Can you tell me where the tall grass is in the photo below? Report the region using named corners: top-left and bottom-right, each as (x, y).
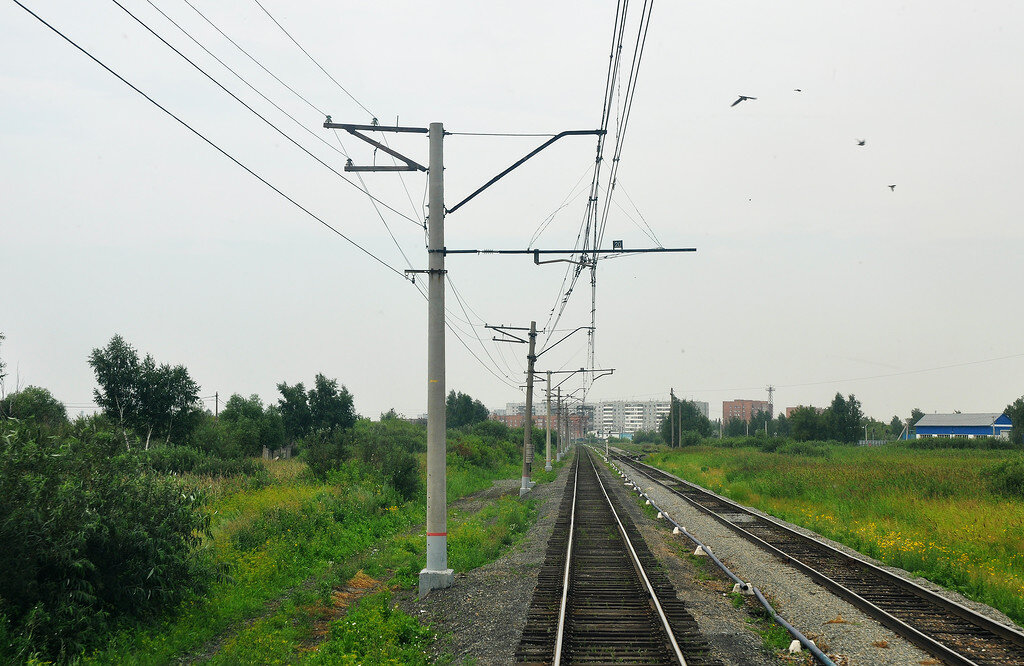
top-left (649, 446), bottom-right (1024, 627)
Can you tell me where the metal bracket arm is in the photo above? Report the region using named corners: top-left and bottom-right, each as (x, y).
top-left (446, 129), bottom-right (606, 215)
top-left (323, 121), bottom-right (427, 172)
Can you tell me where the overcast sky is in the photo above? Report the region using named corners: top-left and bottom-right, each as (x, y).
top-left (3, 0), bottom-right (1022, 423)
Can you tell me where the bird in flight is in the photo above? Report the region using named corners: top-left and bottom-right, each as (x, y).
top-left (856, 139), bottom-right (866, 146)
top-left (731, 95), bottom-right (757, 107)
top-left (794, 88), bottom-right (802, 92)
top-left (888, 184), bottom-right (896, 191)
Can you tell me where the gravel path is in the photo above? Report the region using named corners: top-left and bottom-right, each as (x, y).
top-left (396, 453), bottom-right (808, 665)
top-left (616, 456), bottom-right (958, 665)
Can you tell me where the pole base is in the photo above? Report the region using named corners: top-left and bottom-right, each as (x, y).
top-left (545, 463), bottom-right (552, 471)
top-left (418, 568), bottom-right (454, 599)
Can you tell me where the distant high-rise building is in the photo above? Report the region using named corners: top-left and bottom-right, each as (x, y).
top-left (722, 399), bottom-right (772, 424)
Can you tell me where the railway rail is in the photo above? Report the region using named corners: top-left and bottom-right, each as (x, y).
top-left (617, 454), bottom-right (1024, 666)
top-left (515, 448), bottom-right (721, 665)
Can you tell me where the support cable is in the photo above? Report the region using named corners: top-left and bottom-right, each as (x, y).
top-left (11, 0), bottom-right (408, 281)
top-left (117, 0), bottom-right (420, 226)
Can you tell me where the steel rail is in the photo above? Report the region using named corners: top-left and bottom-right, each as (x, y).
top-left (585, 450), bottom-right (688, 665)
top-left (551, 456), bottom-right (579, 664)
top-left (619, 456), bottom-right (1024, 666)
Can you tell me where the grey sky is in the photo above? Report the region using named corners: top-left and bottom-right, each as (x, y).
top-left (2, 0), bottom-right (1022, 423)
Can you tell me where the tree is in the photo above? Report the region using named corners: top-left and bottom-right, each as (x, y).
top-left (749, 409), bottom-right (772, 437)
top-left (659, 397), bottom-right (713, 445)
top-left (889, 415), bottom-right (903, 438)
top-left (0, 386), bottom-right (68, 428)
top-left (723, 417), bottom-right (748, 437)
top-left (277, 381), bottom-right (312, 442)
top-left (220, 394), bottom-right (285, 456)
top-left (308, 374), bottom-right (356, 432)
top-left (446, 390), bottom-right (490, 429)
top-left (789, 406), bottom-right (823, 441)
top-left (88, 335), bottom-right (201, 447)
top-left (89, 335), bottom-right (141, 445)
top-left (1006, 396), bottom-right (1024, 446)
top-left (774, 413), bottom-right (791, 437)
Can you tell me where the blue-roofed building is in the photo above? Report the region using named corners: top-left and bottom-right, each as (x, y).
top-left (912, 413), bottom-right (1012, 439)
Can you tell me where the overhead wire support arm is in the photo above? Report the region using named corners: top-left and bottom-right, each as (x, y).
top-left (323, 120), bottom-right (428, 172)
top-left (536, 326), bottom-right (593, 359)
top-left (446, 129), bottom-right (606, 215)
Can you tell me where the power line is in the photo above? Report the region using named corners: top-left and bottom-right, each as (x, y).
top-left (111, 0), bottom-right (421, 228)
top-left (11, 0), bottom-right (408, 281)
top-left (249, 0), bottom-right (375, 118)
top-left (179, 0), bottom-right (324, 117)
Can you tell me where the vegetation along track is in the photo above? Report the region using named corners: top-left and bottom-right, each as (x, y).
top-left (617, 455), bottom-right (1024, 666)
top-left (515, 448), bottom-right (721, 665)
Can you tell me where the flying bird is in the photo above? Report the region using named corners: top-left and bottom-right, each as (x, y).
top-left (856, 139), bottom-right (866, 146)
top-left (888, 184), bottom-right (896, 191)
top-left (731, 95), bottom-right (757, 107)
top-left (794, 88), bottom-right (802, 92)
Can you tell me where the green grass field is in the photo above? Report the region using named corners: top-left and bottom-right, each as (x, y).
top-left (647, 445), bottom-right (1024, 627)
top-left (80, 455), bottom-right (554, 664)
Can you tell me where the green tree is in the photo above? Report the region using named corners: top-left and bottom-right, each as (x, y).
top-left (0, 386), bottom-right (68, 429)
top-left (308, 374), bottom-right (356, 433)
top-left (723, 417), bottom-right (748, 437)
top-left (659, 397), bottom-right (713, 444)
top-left (824, 393), bottom-right (863, 443)
top-left (88, 336), bottom-right (201, 447)
top-left (774, 413), bottom-right (791, 437)
top-left (277, 381), bottom-right (311, 442)
top-left (749, 409), bottom-right (772, 436)
top-left (789, 406), bottom-right (823, 441)
top-left (889, 415), bottom-right (903, 438)
top-left (446, 390), bottom-right (490, 429)
top-left (1005, 396), bottom-right (1024, 446)
top-left (219, 394), bottom-right (285, 456)
top-left (89, 335), bottom-right (141, 443)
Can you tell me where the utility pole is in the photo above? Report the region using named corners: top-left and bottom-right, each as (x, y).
top-left (545, 370), bottom-right (553, 472)
top-left (521, 321), bottom-right (538, 496)
top-left (421, 122), bottom-right (453, 595)
top-left (322, 118), bottom-right (449, 596)
top-left (556, 386), bottom-right (563, 461)
top-left (670, 388), bottom-right (676, 447)
top-left (214, 391), bottom-right (219, 421)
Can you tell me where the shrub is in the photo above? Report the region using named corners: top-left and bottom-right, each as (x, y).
top-left (137, 445), bottom-right (266, 478)
top-left (0, 421), bottom-right (213, 662)
top-left (0, 386), bottom-right (68, 429)
top-left (987, 458), bottom-right (1024, 499)
top-left (776, 441), bottom-right (830, 457)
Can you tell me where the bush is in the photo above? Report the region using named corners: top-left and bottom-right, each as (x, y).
top-left (776, 441), bottom-right (830, 457)
top-left (0, 386), bottom-right (68, 429)
top-left (137, 445), bottom-right (266, 478)
top-left (987, 458), bottom-right (1024, 499)
top-left (0, 421), bottom-right (213, 662)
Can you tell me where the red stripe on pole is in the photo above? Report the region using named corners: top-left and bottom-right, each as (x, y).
top-left (426, 532), bottom-right (447, 536)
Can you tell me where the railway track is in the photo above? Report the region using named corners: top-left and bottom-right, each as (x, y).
top-left (515, 449), bottom-right (721, 665)
top-left (617, 455), bottom-right (1024, 666)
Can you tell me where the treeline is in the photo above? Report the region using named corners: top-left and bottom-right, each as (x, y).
top-left (0, 333), bottom-right (532, 663)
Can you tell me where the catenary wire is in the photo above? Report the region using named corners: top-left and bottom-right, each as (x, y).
top-left (10, 0), bottom-right (409, 281)
top-left (249, 0), bottom-right (375, 118)
top-left (114, 0), bottom-right (421, 228)
top-left (180, 0), bottom-right (324, 117)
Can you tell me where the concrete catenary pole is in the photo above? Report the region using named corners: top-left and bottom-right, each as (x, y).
top-left (545, 370), bottom-right (553, 471)
top-left (556, 386), bottom-right (563, 461)
top-left (520, 320), bottom-right (537, 496)
top-left (420, 122), bottom-right (454, 597)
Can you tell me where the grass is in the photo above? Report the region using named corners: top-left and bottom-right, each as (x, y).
top-left (648, 445), bottom-right (1024, 627)
top-left (83, 452), bottom-right (558, 664)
